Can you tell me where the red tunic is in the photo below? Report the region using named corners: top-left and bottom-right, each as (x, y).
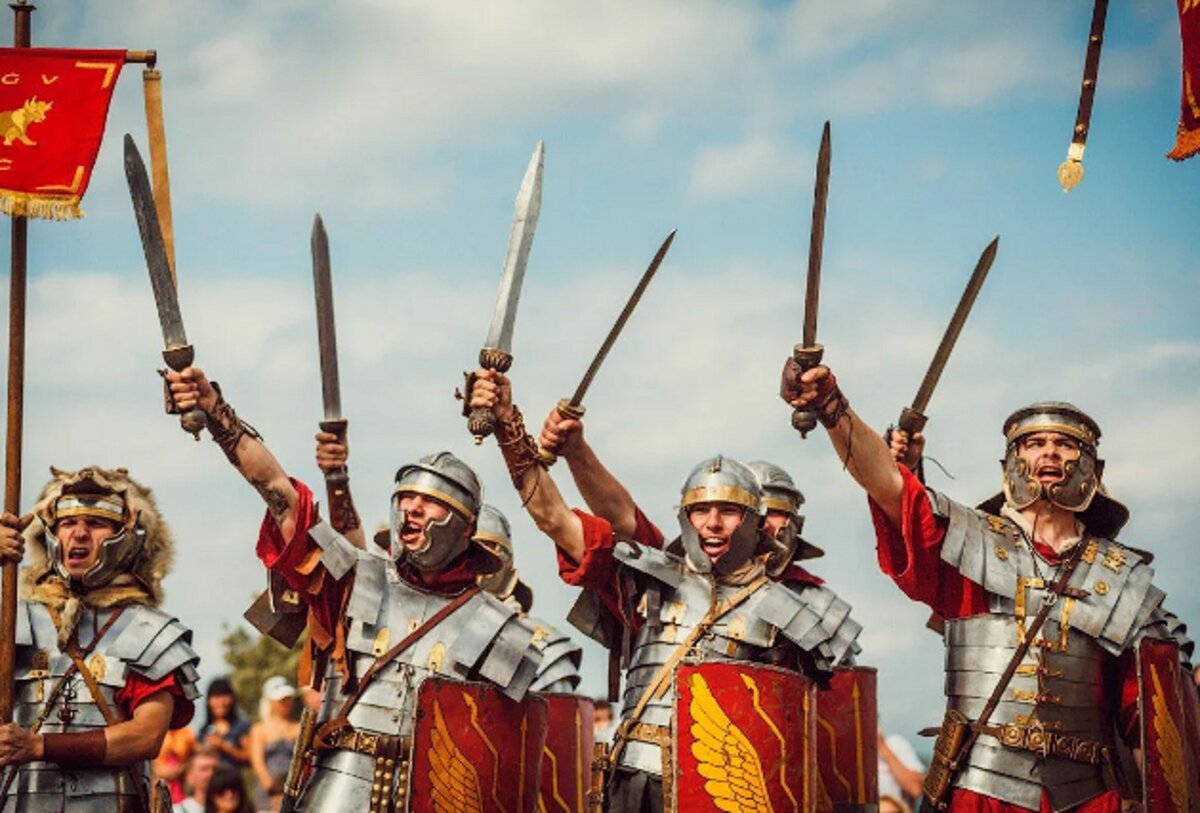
top-left (116, 672), bottom-right (194, 730)
top-left (868, 465), bottom-right (1134, 813)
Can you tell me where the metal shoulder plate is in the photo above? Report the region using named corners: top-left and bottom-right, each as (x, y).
top-left (467, 592), bottom-right (544, 700)
top-left (308, 519), bottom-right (358, 580)
top-left (527, 615), bottom-right (583, 694)
top-left (932, 488), bottom-right (1163, 657)
top-left (1133, 606), bottom-right (1194, 670)
top-left (755, 580), bottom-right (860, 673)
top-left (106, 604), bottom-right (202, 699)
top-left (15, 598), bottom-right (33, 646)
top-left (612, 540), bottom-right (684, 588)
top-left (344, 546), bottom-right (390, 622)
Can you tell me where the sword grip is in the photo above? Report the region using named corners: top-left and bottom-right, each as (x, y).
top-left (897, 407), bottom-right (928, 436)
top-left (162, 345), bottom-right (206, 441)
top-left (469, 347), bottom-right (513, 445)
top-left (790, 343), bottom-right (824, 439)
top-left (535, 398), bottom-right (586, 467)
top-left (319, 419), bottom-right (359, 533)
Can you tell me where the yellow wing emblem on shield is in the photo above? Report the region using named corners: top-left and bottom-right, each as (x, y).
top-left (429, 698), bottom-right (484, 813)
top-left (689, 672), bottom-right (776, 813)
top-left (1150, 664), bottom-right (1189, 813)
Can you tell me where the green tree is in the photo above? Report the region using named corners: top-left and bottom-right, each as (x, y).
top-left (220, 625), bottom-right (305, 719)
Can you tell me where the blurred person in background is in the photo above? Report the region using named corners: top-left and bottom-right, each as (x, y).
top-left (878, 720), bottom-right (925, 807)
top-left (200, 678), bottom-right (251, 770)
top-left (592, 699), bottom-right (615, 744)
top-left (204, 765), bottom-right (253, 813)
top-left (248, 676), bottom-right (299, 812)
top-left (879, 794), bottom-right (913, 813)
top-left (155, 724), bottom-right (199, 803)
top-left (173, 750), bottom-right (218, 813)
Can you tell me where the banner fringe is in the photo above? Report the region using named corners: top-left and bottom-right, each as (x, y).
top-left (1167, 126), bottom-right (1200, 161)
top-left (0, 190), bottom-right (83, 220)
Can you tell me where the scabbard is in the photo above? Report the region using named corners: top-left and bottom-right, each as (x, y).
top-left (280, 707), bottom-right (318, 813)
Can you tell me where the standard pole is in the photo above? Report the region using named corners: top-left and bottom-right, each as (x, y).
top-left (1, 0), bottom-right (33, 725)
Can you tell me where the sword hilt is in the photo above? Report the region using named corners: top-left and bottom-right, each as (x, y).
top-left (468, 347), bottom-right (513, 444)
top-left (318, 418), bottom-right (359, 533)
top-left (162, 345), bottom-right (206, 440)
top-left (790, 343), bottom-right (824, 438)
top-left (897, 407), bottom-right (928, 436)
top-left (534, 399), bottom-right (586, 467)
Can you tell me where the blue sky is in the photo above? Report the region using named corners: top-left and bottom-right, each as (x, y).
top-left (4, 0), bottom-right (1198, 747)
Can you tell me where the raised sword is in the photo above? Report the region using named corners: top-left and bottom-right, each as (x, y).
top-left (312, 214), bottom-right (359, 532)
top-left (467, 141), bottom-right (544, 444)
top-left (791, 121), bottom-right (832, 438)
top-left (124, 134), bottom-right (206, 438)
top-left (896, 236), bottom-right (1000, 439)
top-left (536, 229), bottom-right (676, 466)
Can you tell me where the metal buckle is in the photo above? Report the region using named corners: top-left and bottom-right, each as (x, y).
top-left (999, 723), bottom-right (1025, 748)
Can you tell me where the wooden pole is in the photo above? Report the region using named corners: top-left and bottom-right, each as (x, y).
top-left (1, 0), bottom-right (33, 726)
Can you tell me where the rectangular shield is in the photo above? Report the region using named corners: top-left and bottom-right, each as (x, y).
top-left (1137, 638), bottom-right (1200, 813)
top-left (673, 661), bottom-right (817, 813)
top-left (408, 677), bottom-right (548, 813)
top-left (538, 694), bottom-right (594, 813)
top-left (815, 666), bottom-right (879, 812)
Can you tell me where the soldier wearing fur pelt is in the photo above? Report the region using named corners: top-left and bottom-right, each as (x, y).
top-left (0, 466), bottom-right (201, 813)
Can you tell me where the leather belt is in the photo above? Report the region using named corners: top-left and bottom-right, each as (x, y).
top-left (976, 721), bottom-right (1112, 765)
top-left (316, 726), bottom-right (410, 813)
top-left (626, 723), bottom-right (671, 747)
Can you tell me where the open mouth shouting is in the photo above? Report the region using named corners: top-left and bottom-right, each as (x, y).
top-left (1034, 460), bottom-right (1064, 484)
top-left (398, 520), bottom-right (426, 550)
top-left (700, 537), bottom-right (730, 560)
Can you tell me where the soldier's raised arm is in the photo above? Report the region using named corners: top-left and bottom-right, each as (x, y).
top-left (468, 369), bottom-right (586, 563)
top-left (779, 358), bottom-right (904, 526)
top-left (539, 406), bottom-right (640, 538)
top-left (313, 427), bottom-right (366, 549)
top-left (165, 366), bottom-right (299, 539)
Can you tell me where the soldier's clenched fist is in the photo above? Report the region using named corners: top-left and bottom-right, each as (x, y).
top-left (0, 511), bottom-right (32, 565)
top-left (468, 369), bottom-right (513, 423)
top-left (162, 366), bottom-right (218, 415)
top-left (0, 723), bottom-right (42, 767)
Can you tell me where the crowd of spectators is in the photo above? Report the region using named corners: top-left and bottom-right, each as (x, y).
top-left (156, 676), bottom-right (300, 813)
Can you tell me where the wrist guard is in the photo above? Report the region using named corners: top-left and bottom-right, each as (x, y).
top-left (802, 369), bottom-right (850, 430)
top-left (206, 381), bottom-right (263, 466)
top-left (495, 404), bottom-right (544, 503)
top-left (42, 729), bottom-right (107, 767)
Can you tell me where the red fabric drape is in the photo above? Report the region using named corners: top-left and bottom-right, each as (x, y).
top-left (1169, 0), bottom-right (1200, 160)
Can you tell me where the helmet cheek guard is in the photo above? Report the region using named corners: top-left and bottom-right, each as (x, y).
top-left (764, 516), bottom-right (800, 578)
top-left (47, 518), bottom-right (146, 589)
top-left (1001, 443), bottom-right (1102, 514)
top-left (393, 505), bottom-right (472, 572)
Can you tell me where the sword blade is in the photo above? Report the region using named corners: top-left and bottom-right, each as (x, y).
top-left (569, 229), bottom-right (676, 406)
top-left (124, 134), bottom-right (187, 350)
top-left (311, 214), bottom-right (342, 420)
top-left (910, 235), bottom-right (999, 414)
top-left (802, 121), bottom-right (831, 348)
top-left (484, 141), bottom-right (544, 353)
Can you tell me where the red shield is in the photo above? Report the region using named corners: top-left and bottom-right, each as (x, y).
top-left (673, 662), bottom-right (817, 813)
top-left (537, 694), bottom-right (594, 813)
top-left (408, 677), bottom-right (548, 813)
top-left (815, 667), bottom-right (879, 811)
top-left (1137, 639), bottom-right (1200, 813)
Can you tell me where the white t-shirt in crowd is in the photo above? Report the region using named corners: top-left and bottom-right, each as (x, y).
top-left (174, 798), bottom-right (203, 813)
top-left (878, 733), bottom-right (924, 802)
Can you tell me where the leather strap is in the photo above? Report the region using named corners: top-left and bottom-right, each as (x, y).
top-left (957, 542), bottom-right (1088, 768)
top-left (606, 574), bottom-right (769, 772)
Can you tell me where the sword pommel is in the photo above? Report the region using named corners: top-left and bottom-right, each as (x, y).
top-left (897, 406), bottom-right (928, 436)
top-left (468, 347), bottom-right (514, 444)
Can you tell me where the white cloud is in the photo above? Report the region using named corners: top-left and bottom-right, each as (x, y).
top-left (689, 137), bottom-right (811, 201)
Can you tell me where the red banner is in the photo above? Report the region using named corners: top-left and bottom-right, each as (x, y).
top-left (1170, 0), bottom-right (1200, 160)
top-left (0, 48), bottom-right (125, 219)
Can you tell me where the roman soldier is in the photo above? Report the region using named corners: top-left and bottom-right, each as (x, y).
top-left (473, 505), bottom-right (583, 694)
top-left (468, 369), bottom-right (860, 812)
top-left (537, 406), bottom-right (861, 665)
top-left (0, 466), bottom-right (201, 813)
top-left (780, 359), bottom-right (1194, 813)
top-left (165, 367), bottom-right (548, 813)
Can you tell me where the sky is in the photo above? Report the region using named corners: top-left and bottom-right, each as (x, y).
top-left (2, 0), bottom-right (1198, 748)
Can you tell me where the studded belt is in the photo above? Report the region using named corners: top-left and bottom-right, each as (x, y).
top-left (317, 726), bottom-right (410, 813)
top-left (977, 721), bottom-right (1112, 765)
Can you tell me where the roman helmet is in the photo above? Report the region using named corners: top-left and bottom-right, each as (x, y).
top-left (473, 504), bottom-right (533, 613)
top-left (391, 451), bottom-right (495, 572)
top-left (977, 402), bottom-right (1129, 538)
top-left (677, 456), bottom-right (766, 576)
top-left (22, 466), bottom-right (173, 601)
top-left (745, 460), bottom-right (824, 578)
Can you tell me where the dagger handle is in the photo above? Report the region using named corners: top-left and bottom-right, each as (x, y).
top-left (790, 344), bottom-right (824, 438)
top-left (534, 399), bottom-right (586, 467)
top-left (469, 347), bottom-right (513, 444)
top-left (162, 345), bottom-right (207, 440)
top-left (318, 418), bottom-right (360, 533)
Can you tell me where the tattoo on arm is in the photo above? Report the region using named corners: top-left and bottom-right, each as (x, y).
top-left (253, 479), bottom-right (291, 523)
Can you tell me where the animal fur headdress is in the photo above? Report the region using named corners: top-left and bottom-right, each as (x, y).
top-left (19, 466), bottom-right (175, 619)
